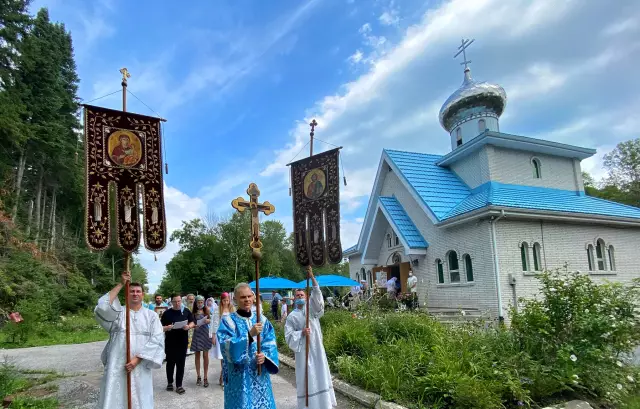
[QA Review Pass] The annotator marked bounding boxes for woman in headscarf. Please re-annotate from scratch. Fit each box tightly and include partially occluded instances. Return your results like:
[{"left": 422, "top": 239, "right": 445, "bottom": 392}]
[
  {"left": 189, "top": 295, "right": 212, "bottom": 387},
  {"left": 209, "top": 292, "right": 234, "bottom": 387}
]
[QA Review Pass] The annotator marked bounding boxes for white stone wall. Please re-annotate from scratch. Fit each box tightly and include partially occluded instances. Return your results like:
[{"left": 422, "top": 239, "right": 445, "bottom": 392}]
[
  {"left": 486, "top": 146, "right": 583, "bottom": 191},
  {"left": 378, "top": 170, "right": 500, "bottom": 314},
  {"left": 348, "top": 253, "right": 375, "bottom": 288},
  {"left": 449, "top": 146, "right": 491, "bottom": 189},
  {"left": 495, "top": 219, "right": 640, "bottom": 318}
]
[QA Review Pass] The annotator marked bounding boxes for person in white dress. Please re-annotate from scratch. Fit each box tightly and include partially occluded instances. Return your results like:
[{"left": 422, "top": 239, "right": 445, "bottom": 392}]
[
  {"left": 280, "top": 297, "right": 289, "bottom": 322},
  {"left": 285, "top": 266, "right": 337, "bottom": 409},
  {"left": 94, "top": 272, "right": 165, "bottom": 409},
  {"left": 210, "top": 292, "right": 235, "bottom": 386}
]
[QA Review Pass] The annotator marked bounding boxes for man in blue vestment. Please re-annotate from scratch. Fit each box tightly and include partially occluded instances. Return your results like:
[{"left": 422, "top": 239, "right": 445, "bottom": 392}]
[{"left": 217, "top": 282, "right": 279, "bottom": 409}]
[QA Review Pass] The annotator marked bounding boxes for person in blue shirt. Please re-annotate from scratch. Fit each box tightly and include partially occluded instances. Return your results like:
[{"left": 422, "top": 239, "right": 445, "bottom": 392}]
[{"left": 148, "top": 294, "right": 169, "bottom": 317}]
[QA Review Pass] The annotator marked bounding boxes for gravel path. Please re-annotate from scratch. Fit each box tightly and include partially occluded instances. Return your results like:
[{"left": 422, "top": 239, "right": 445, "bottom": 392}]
[{"left": 1, "top": 341, "right": 366, "bottom": 408}]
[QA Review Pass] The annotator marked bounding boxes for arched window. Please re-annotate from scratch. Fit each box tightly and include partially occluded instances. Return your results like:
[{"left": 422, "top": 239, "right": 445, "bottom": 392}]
[
  {"left": 435, "top": 259, "right": 444, "bottom": 284},
  {"left": 478, "top": 119, "right": 486, "bottom": 133},
  {"left": 532, "top": 158, "right": 542, "bottom": 179},
  {"left": 463, "top": 254, "right": 474, "bottom": 282},
  {"left": 520, "top": 242, "right": 530, "bottom": 271},
  {"left": 596, "top": 239, "right": 606, "bottom": 270},
  {"left": 386, "top": 233, "right": 392, "bottom": 248},
  {"left": 456, "top": 128, "right": 462, "bottom": 146},
  {"left": 533, "top": 242, "right": 542, "bottom": 271},
  {"left": 356, "top": 272, "right": 360, "bottom": 282},
  {"left": 448, "top": 251, "right": 460, "bottom": 283},
  {"left": 394, "top": 233, "right": 400, "bottom": 246},
  {"left": 367, "top": 270, "right": 373, "bottom": 287},
  {"left": 608, "top": 245, "right": 616, "bottom": 271},
  {"left": 587, "top": 244, "right": 595, "bottom": 271}
]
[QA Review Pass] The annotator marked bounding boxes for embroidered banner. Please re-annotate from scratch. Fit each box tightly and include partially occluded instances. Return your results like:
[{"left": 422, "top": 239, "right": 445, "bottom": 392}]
[
  {"left": 84, "top": 104, "right": 166, "bottom": 252},
  {"left": 290, "top": 148, "right": 342, "bottom": 266}
]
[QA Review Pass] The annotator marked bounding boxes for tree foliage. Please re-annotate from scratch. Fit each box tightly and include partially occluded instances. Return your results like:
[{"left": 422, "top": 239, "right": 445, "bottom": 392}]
[
  {"left": 0, "top": 4, "right": 147, "bottom": 318},
  {"left": 158, "top": 215, "right": 349, "bottom": 297}
]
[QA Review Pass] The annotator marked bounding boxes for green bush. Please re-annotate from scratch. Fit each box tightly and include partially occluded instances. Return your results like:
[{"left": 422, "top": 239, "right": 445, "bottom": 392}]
[
  {"left": 311, "top": 271, "right": 640, "bottom": 409},
  {"left": 511, "top": 271, "right": 640, "bottom": 405}
]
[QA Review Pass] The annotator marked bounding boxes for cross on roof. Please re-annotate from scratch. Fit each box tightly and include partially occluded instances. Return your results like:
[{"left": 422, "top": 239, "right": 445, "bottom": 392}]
[{"left": 454, "top": 38, "right": 475, "bottom": 70}]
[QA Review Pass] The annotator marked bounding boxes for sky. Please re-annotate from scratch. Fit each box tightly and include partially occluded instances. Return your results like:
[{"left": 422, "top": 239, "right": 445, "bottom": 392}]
[{"left": 34, "top": 0, "right": 640, "bottom": 293}]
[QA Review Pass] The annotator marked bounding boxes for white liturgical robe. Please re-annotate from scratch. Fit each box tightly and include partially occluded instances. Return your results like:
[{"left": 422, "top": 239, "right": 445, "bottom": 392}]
[
  {"left": 94, "top": 293, "right": 164, "bottom": 409},
  {"left": 285, "top": 285, "right": 337, "bottom": 409}
]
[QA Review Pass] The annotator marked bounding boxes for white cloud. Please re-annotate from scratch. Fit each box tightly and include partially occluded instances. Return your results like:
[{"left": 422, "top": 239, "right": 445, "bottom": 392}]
[
  {"left": 139, "top": 184, "right": 206, "bottom": 293},
  {"left": 379, "top": 10, "right": 399, "bottom": 26},
  {"left": 258, "top": 0, "right": 639, "bottom": 251},
  {"left": 348, "top": 50, "right": 364, "bottom": 64},
  {"left": 602, "top": 17, "right": 638, "bottom": 37}
]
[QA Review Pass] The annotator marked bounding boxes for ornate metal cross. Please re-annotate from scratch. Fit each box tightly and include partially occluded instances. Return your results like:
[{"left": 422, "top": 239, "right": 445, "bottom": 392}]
[
  {"left": 454, "top": 38, "right": 475, "bottom": 70},
  {"left": 231, "top": 183, "right": 275, "bottom": 257},
  {"left": 120, "top": 67, "right": 131, "bottom": 82}
]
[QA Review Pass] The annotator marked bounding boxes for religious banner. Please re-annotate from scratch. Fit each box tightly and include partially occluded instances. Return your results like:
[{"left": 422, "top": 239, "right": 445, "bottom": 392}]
[
  {"left": 290, "top": 147, "right": 342, "bottom": 266},
  {"left": 84, "top": 104, "right": 166, "bottom": 253}
]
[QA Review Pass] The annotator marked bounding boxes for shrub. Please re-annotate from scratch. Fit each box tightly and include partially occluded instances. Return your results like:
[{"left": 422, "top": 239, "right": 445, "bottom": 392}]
[{"left": 511, "top": 271, "right": 640, "bottom": 404}]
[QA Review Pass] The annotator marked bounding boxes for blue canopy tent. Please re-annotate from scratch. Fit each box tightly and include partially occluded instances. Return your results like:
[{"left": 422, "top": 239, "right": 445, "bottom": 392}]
[
  {"left": 295, "top": 274, "right": 360, "bottom": 287},
  {"left": 248, "top": 277, "right": 299, "bottom": 290}
]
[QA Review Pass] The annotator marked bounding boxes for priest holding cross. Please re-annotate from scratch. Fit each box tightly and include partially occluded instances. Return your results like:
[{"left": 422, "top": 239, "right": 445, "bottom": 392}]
[{"left": 217, "top": 183, "right": 280, "bottom": 409}]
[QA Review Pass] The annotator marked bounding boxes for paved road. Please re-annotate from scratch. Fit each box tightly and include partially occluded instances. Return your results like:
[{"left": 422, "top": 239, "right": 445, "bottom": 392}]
[{"left": 1, "top": 341, "right": 365, "bottom": 408}]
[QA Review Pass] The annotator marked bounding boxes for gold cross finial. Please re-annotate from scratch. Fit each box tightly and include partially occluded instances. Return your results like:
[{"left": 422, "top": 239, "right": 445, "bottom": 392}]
[{"left": 120, "top": 67, "right": 131, "bottom": 82}]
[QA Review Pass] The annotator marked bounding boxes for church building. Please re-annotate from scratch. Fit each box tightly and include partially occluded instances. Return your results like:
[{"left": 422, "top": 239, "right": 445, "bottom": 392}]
[{"left": 343, "top": 44, "right": 640, "bottom": 321}]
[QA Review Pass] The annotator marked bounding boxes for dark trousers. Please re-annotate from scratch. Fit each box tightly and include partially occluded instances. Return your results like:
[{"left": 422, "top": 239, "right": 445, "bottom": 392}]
[
  {"left": 166, "top": 349, "right": 187, "bottom": 387},
  {"left": 271, "top": 305, "right": 279, "bottom": 321}
]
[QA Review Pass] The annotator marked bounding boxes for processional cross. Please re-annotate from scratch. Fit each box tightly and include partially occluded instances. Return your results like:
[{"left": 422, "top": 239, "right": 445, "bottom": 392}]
[
  {"left": 231, "top": 183, "right": 275, "bottom": 375},
  {"left": 232, "top": 183, "right": 275, "bottom": 258}
]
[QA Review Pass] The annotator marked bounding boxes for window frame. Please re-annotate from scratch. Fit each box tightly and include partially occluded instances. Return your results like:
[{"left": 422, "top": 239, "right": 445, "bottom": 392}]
[
  {"left": 435, "top": 259, "right": 444, "bottom": 284},
  {"left": 478, "top": 119, "right": 486, "bottom": 133},
  {"left": 448, "top": 251, "right": 460, "bottom": 283},
  {"left": 532, "top": 158, "right": 542, "bottom": 179},
  {"left": 608, "top": 245, "right": 615, "bottom": 271},
  {"left": 456, "top": 128, "right": 462, "bottom": 146},
  {"left": 463, "top": 254, "right": 474, "bottom": 282},
  {"left": 532, "top": 242, "right": 542, "bottom": 271},
  {"left": 595, "top": 239, "right": 606, "bottom": 271},
  {"left": 520, "top": 242, "right": 530, "bottom": 272},
  {"left": 587, "top": 244, "right": 595, "bottom": 271}
]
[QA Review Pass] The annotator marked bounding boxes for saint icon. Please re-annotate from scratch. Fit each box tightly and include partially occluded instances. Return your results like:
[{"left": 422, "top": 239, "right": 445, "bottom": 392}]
[
  {"left": 108, "top": 130, "right": 141, "bottom": 167},
  {"left": 304, "top": 168, "right": 326, "bottom": 200}
]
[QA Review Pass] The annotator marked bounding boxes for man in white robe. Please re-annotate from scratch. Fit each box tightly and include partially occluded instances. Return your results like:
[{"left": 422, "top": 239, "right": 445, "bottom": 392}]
[
  {"left": 285, "top": 267, "right": 337, "bottom": 409},
  {"left": 94, "top": 272, "right": 165, "bottom": 409}
]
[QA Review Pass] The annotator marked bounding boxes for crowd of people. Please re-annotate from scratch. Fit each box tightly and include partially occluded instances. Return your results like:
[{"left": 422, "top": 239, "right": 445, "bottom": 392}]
[{"left": 94, "top": 267, "right": 335, "bottom": 409}]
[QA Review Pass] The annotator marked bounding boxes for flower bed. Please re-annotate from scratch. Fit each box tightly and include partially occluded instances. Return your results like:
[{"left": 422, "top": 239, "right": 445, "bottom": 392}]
[{"left": 274, "top": 272, "right": 640, "bottom": 409}]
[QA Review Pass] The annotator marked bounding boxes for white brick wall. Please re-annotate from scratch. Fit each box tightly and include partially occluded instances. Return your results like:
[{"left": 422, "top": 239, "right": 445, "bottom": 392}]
[
  {"left": 496, "top": 219, "right": 640, "bottom": 317},
  {"left": 449, "top": 146, "right": 491, "bottom": 189},
  {"left": 487, "top": 146, "right": 582, "bottom": 191}
]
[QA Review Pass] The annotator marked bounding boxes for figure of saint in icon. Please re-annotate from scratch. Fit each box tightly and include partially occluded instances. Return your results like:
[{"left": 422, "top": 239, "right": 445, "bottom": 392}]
[
  {"left": 304, "top": 169, "right": 326, "bottom": 200},
  {"left": 109, "top": 131, "right": 141, "bottom": 167}
]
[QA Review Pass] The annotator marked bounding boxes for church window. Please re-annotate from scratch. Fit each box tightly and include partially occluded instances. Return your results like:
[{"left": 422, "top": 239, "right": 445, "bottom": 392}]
[
  {"left": 463, "top": 254, "right": 474, "bottom": 282},
  {"left": 587, "top": 244, "right": 595, "bottom": 271},
  {"left": 356, "top": 272, "right": 360, "bottom": 282},
  {"left": 596, "top": 239, "right": 606, "bottom": 270},
  {"left": 532, "top": 158, "right": 542, "bottom": 179},
  {"left": 478, "top": 119, "right": 486, "bottom": 133},
  {"left": 533, "top": 243, "right": 542, "bottom": 271},
  {"left": 608, "top": 246, "right": 616, "bottom": 271},
  {"left": 456, "top": 128, "right": 462, "bottom": 146},
  {"left": 448, "top": 251, "right": 460, "bottom": 283},
  {"left": 367, "top": 270, "right": 373, "bottom": 287},
  {"left": 436, "top": 259, "right": 444, "bottom": 284},
  {"left": 520, "top": 242, "right": 530, "bottom": 271},
  {"left": 387, "top": 233, "right": 392, "bottom": 248},
  {"left": 395, "top": 234, "right": 400, "bottom": 246}
]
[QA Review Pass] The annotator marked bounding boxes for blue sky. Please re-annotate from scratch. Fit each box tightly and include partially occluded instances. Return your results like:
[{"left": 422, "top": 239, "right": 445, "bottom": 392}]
[{"left": 35, "top": 0, "right": 640, "bottom": 292}]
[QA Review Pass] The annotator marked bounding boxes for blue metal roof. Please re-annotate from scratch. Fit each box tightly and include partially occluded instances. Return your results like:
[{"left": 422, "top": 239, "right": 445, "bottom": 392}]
[
  {"left": 379, "top": 196, "right": 428, "bottom": 248},
  {"left": 384, "top": 149, "right": 640, "bottom": 222},
  {"left": 444, "top": 182, "right": 640, "bottom": 220},
  {"left": 384, "top": 149, "right": 470, "bottom": 220},
  {"left": 343, "top": 245, "right": 357, "bottom": 255}
]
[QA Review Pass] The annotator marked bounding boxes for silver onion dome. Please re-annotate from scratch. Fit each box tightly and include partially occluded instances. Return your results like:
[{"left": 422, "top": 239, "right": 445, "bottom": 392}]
[{"left": 438, "top": 68, "right": 507, "bottom": 132}]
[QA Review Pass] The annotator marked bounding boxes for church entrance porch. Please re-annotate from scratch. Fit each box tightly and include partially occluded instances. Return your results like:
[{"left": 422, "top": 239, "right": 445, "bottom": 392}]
[{"left": 371, "top": 261, "right": 411, "bottom": 293}]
